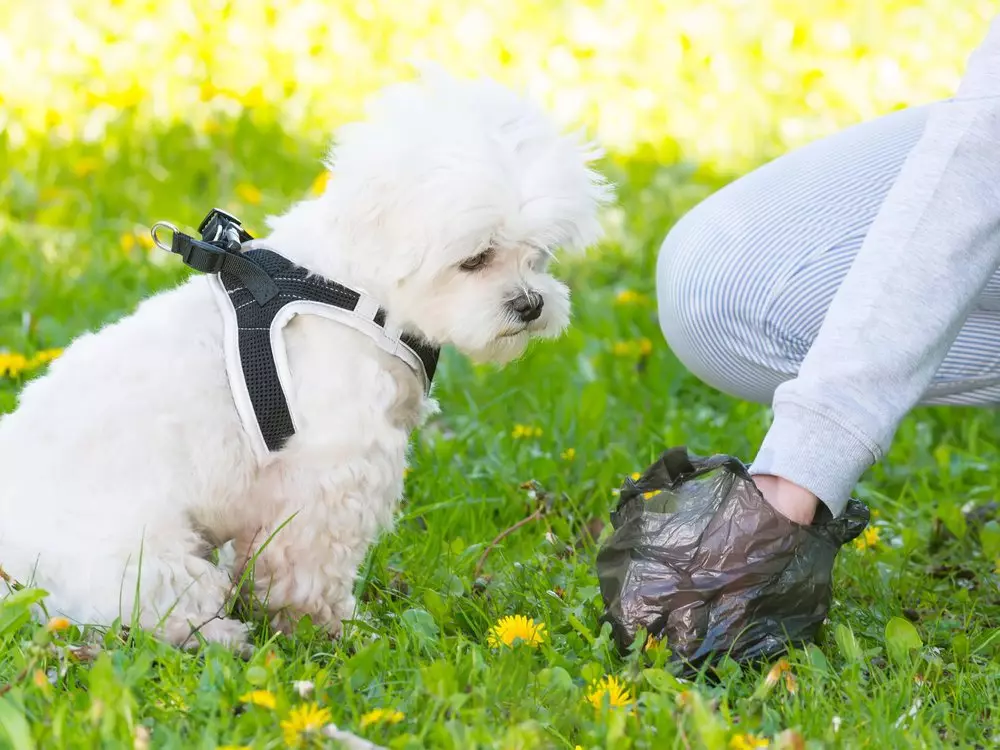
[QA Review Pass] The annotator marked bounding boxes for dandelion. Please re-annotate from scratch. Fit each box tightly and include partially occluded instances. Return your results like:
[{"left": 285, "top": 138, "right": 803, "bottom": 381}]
[
  {"left": 644, "top": 634, "right": 660, "bottom": 651},
  {"left": 235, "top": 182, "right": 263, "bottom": 205},
  {"left": 615, "top": 290, "right": 646, "bottom": 305},
  {"left": 638, "top": 338, "right": 653, "bottom": 356},
  {"left": 32, "top": 670, "right": 48, "bottom": 688},
  {"left": 764, "top": 658, "right": 796, "bottom": 693},
  {"left": 630, "top": 472, "right": 641, "bottom": 481},
  {"left": 511, "top": 424, "right": 542, "bottom": 439},
  {"left": 29, "top": 349, "right": 62, "bottom": 369},
  {"left": 612, "top": 341, "right": 633, "bottom": 357},
  {"left": 560, "top": 448, "right": 576, "bottom": 461},
  {"left": 359, "top": 708, "right": 405, "bottom": 728},
  {"left": 280, "top": 702, "right": 332, "bottom": 747},
  {"left": 73, "top": 157, "right": 101, "bottom": 178},
  {"left": 729, "top": 734, "right": 769, "bottom": 750},
  {"left": 292, "top": 680, "right": 314, "bottom": 698},
  {"left": 487, "top": 615, "right": 546, "bottom": 648},
  {"left": 0, "top": 353, "right": 29, "bottom": 378},
  {"left": 120, "top": 232, "right": 137, "bottom": 253},
  {"left": 311, "top": 171, "right": 331, "bottom": 196},
  {"left": 643, "top": 491, "right": 657, "bottom": 500},
  {"left": 853, "top": 526, "right": 880, "bottom": 551},
  {"left": 585, "top": 675, "right": 632, "bottom": 710},
  {"left": 45, "top": 616, "right": 71, "bottom": 632},
  {"left": 238, "top": 690, "right": 276, "bottom": 710}
]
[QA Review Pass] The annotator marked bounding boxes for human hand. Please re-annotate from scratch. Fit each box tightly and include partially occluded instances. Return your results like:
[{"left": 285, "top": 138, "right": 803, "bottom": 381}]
[
  {"left": 752, "top": 474, "right": 820, "bottom": 525},
  {"left": 597, "top": 448, "right": 869, "bottom": 668}
]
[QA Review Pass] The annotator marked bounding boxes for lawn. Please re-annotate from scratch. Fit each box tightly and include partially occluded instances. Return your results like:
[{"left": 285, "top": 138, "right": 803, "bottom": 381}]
[
  {"left": 2, "top": 3, "right": 1000, "bottom": 747},
  {"left": 2, "top": 107, "right": 999, "bottom": 750}
]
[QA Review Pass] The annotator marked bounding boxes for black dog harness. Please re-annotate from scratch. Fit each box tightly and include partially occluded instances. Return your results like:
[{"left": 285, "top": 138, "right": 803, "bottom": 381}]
[{"left": 152, "top": 209, "right": 439, "bottom": 457}]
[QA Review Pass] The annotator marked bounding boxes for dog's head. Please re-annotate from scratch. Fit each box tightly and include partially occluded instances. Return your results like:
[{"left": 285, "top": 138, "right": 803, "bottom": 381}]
[{"left": 318, "top": 69, "right": 612, "bottom": 364}]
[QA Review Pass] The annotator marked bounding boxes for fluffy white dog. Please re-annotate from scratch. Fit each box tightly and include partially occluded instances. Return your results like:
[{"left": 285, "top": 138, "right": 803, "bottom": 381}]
[{"left": 0, "top": 70, "right": 610, "bottom": 648}]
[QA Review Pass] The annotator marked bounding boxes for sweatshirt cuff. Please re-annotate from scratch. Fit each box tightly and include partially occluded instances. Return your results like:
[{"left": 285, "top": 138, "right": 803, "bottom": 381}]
[{"left": 750, "top": 400, "right": 879, "bottom": 517}]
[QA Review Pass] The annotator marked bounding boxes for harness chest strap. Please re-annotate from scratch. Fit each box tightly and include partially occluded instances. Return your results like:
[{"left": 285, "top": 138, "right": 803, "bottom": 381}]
[{"left": 152, "top": 211, "right": 439, "bottom": 459}]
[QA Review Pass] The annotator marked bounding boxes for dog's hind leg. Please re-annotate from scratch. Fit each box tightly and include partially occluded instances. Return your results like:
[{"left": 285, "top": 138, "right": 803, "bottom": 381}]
[{"left": 32, "top": 529, "right": 252, "bottom": 650}]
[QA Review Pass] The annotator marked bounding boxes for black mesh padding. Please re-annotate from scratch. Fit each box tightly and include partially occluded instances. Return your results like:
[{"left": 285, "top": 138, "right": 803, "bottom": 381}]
[{"left": 219, "top": 248, "right": 439, "bottom": 452}]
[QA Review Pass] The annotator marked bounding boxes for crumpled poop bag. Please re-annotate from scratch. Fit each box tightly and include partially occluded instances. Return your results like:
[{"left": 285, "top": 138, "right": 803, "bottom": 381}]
[{"left": 596, "top": 447, "right": 869, "bottom": 667}]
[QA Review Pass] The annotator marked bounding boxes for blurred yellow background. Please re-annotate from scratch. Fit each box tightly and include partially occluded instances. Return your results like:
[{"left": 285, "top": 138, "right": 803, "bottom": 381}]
[{"left": 2, "top": 0, "right": 995, "bottom": 170}]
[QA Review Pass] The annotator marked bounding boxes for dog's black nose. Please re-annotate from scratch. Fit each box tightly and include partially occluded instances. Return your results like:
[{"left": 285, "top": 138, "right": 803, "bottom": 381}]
[{"left": 510, "top": 291, "right": 544, "bottom": 323}]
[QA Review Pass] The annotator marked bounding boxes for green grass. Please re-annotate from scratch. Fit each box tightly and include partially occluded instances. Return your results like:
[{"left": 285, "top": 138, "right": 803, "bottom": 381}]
[{"left": 2, "top": 113, "right": 999, "bottom": 750}]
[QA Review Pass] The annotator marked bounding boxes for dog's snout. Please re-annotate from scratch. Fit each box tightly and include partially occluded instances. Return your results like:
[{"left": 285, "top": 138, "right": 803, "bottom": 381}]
[{"left": 510, "top": 291, "right": 544, "bottom": 323}]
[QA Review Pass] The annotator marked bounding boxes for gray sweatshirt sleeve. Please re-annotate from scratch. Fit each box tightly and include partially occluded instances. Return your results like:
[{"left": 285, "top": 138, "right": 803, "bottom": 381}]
[{"left": 751, "top": 19, "right": 1000, "bottom": 516}]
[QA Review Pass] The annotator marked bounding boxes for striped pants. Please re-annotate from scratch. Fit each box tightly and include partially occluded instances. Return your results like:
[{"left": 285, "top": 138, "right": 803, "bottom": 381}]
[{"left": 657, "top": 104, "right": 1000, "bottom": 407}]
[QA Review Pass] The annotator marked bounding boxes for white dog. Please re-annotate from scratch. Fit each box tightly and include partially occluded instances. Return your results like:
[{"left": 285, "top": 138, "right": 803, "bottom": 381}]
[{"left": 0, "top": 70, "right": 610, "bottom": 648}]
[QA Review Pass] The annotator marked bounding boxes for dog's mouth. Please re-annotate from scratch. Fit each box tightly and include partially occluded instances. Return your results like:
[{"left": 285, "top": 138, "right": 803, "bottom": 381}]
[{"left": 497, "top": 324, "right": 536, "bottom": 339}]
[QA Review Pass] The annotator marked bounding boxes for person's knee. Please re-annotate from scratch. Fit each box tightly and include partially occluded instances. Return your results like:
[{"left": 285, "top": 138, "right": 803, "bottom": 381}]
[
  {"left": 656, "top": 205, "right": 731, "bottom": 371},
  {"left": 655, "top": 204, "right": 777, "bottom": 403}
]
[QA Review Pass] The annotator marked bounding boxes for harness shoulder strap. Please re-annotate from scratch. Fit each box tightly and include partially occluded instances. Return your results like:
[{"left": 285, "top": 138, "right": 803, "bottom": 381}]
[{"left": 155, "top": 210, "right": 440, "bottom": 455}]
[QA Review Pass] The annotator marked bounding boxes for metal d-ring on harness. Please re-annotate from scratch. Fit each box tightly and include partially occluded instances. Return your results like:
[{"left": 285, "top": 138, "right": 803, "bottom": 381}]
[{"left": 151, "top": 209, "right": 439, "bottom": 457}]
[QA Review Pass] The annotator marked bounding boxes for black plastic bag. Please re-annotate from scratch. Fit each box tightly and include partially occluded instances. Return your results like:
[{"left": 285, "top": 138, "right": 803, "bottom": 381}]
[{"left": 596, "top": 447, "right": 869, "bottom": 668}]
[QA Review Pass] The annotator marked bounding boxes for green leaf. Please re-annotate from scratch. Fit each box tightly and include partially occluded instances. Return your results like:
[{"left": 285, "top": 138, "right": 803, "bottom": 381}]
[
  {"left": 885, "top": 617, "right": 923, "bottom": 664},
  {"left": 419, "top": 659, "right": 458, "bottom": 699},
  {"left": 400, "top": 608, "right": 439, "bottom": 648},
  {"left": 938, "top": 503, "right": 967, "bottom": 540},
  {"left": 642, "top": 668, "right": 683, "bottom": 694},
  {"left": 0, "top": 696, "right": 36, "bottom": 750},
  {"left": 0, "top": 588, "right": 48, "bottom": 643},
  {"left": 979, "top": 520, "right": 1000, "bottom": 559},
  {"left": 834, "top": 623, "right": 863, "bottom": 662},
  {"left": 952, "top": 632, "right": 970, "bottom": 664}
]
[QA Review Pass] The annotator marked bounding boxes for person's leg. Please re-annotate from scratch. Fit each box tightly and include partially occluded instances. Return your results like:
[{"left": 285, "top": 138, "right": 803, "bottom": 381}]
[{"left": 658, "top": 104, "right": 1000, "bottom": 406}]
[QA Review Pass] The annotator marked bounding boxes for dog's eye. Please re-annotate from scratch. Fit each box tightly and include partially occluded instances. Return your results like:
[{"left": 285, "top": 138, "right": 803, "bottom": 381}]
[{"left": 459, "top": 247, "right": 495, "bottom": 272}]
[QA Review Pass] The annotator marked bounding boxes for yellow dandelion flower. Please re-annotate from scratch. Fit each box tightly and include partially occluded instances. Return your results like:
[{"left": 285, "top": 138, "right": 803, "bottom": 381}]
[
  {"left": 643, "top": 491, "right": 657, "bottom": 500},
  {"left": 311, "top": 171, "right": 332, "bottom": 196},
  {"left": 235, "top": 182, "right": 263, "bottom": 205},
  {"left": 585, "top": 675, "right": 632, "bottom": 710},
  {"left": 729, "top": 734, "right": 769, "bottom": 750},
  {"left": 38, "top": 187, "right": 63, "bottom": 203},
  {"left": 764, "top": 658, "right": 791, "bottom": 688},
  {"left": 630, "top": 472, "right": 641, "bottom": 481},
  {"left": 511, "top": 424, "right": 542, "bottom": 440},
  {"left": 612, "top": 341, "right": 633, "bottom": 357},
  {"left": 280, "top": 702, "right": 331, "bottom": 747},
  {"left": 45, "top": 616, "right": 70, "bottom": 632},
  {"left": 29, "top": 349, "right": 63, "bottom": 369},
  {"left": 120, "top": 232, "right": 137, "bottom": 253},
  {"left": 644, "top": 634, "right": 660, "bottom": 651},
  {"left": 639, "top": 338, "right": 653, "bottom": 356},
  {"left": 139, "top": 231, "right": 155, "bottom": 249},
  {"left": 73, "top": 157, "right": 101, "bottom": 178},
  {"left": 238, "top": 690, "right": 276, "bottom": 710},
  {"left": 32, "top": 670, "right": 48, "bottom": 688},
  {"left": 853, "top": 526, "right": 880, "bottom": 551},
  {"left": 239, "top": 86, "right": 266, "bottom": 109},
  {"left": 0, "top": 353, "right": 29, "bottom": 378},
  {"left": 359, "top": 708, "right": 405, "bottom": 728},
  {"left": 615, "top": 290, "right": 645, "bottom": 305},
  {"left": 560, "top": 448, "right": 576, "bottom": 461},
  {"left": 487, "top": 615, "right": 546, "bottom": 648}
]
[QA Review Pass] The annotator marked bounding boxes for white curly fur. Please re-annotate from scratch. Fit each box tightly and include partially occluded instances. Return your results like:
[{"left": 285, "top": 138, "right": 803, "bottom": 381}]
[{"left": 0, "top": 69, "right": 610, "bottom": 648}]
